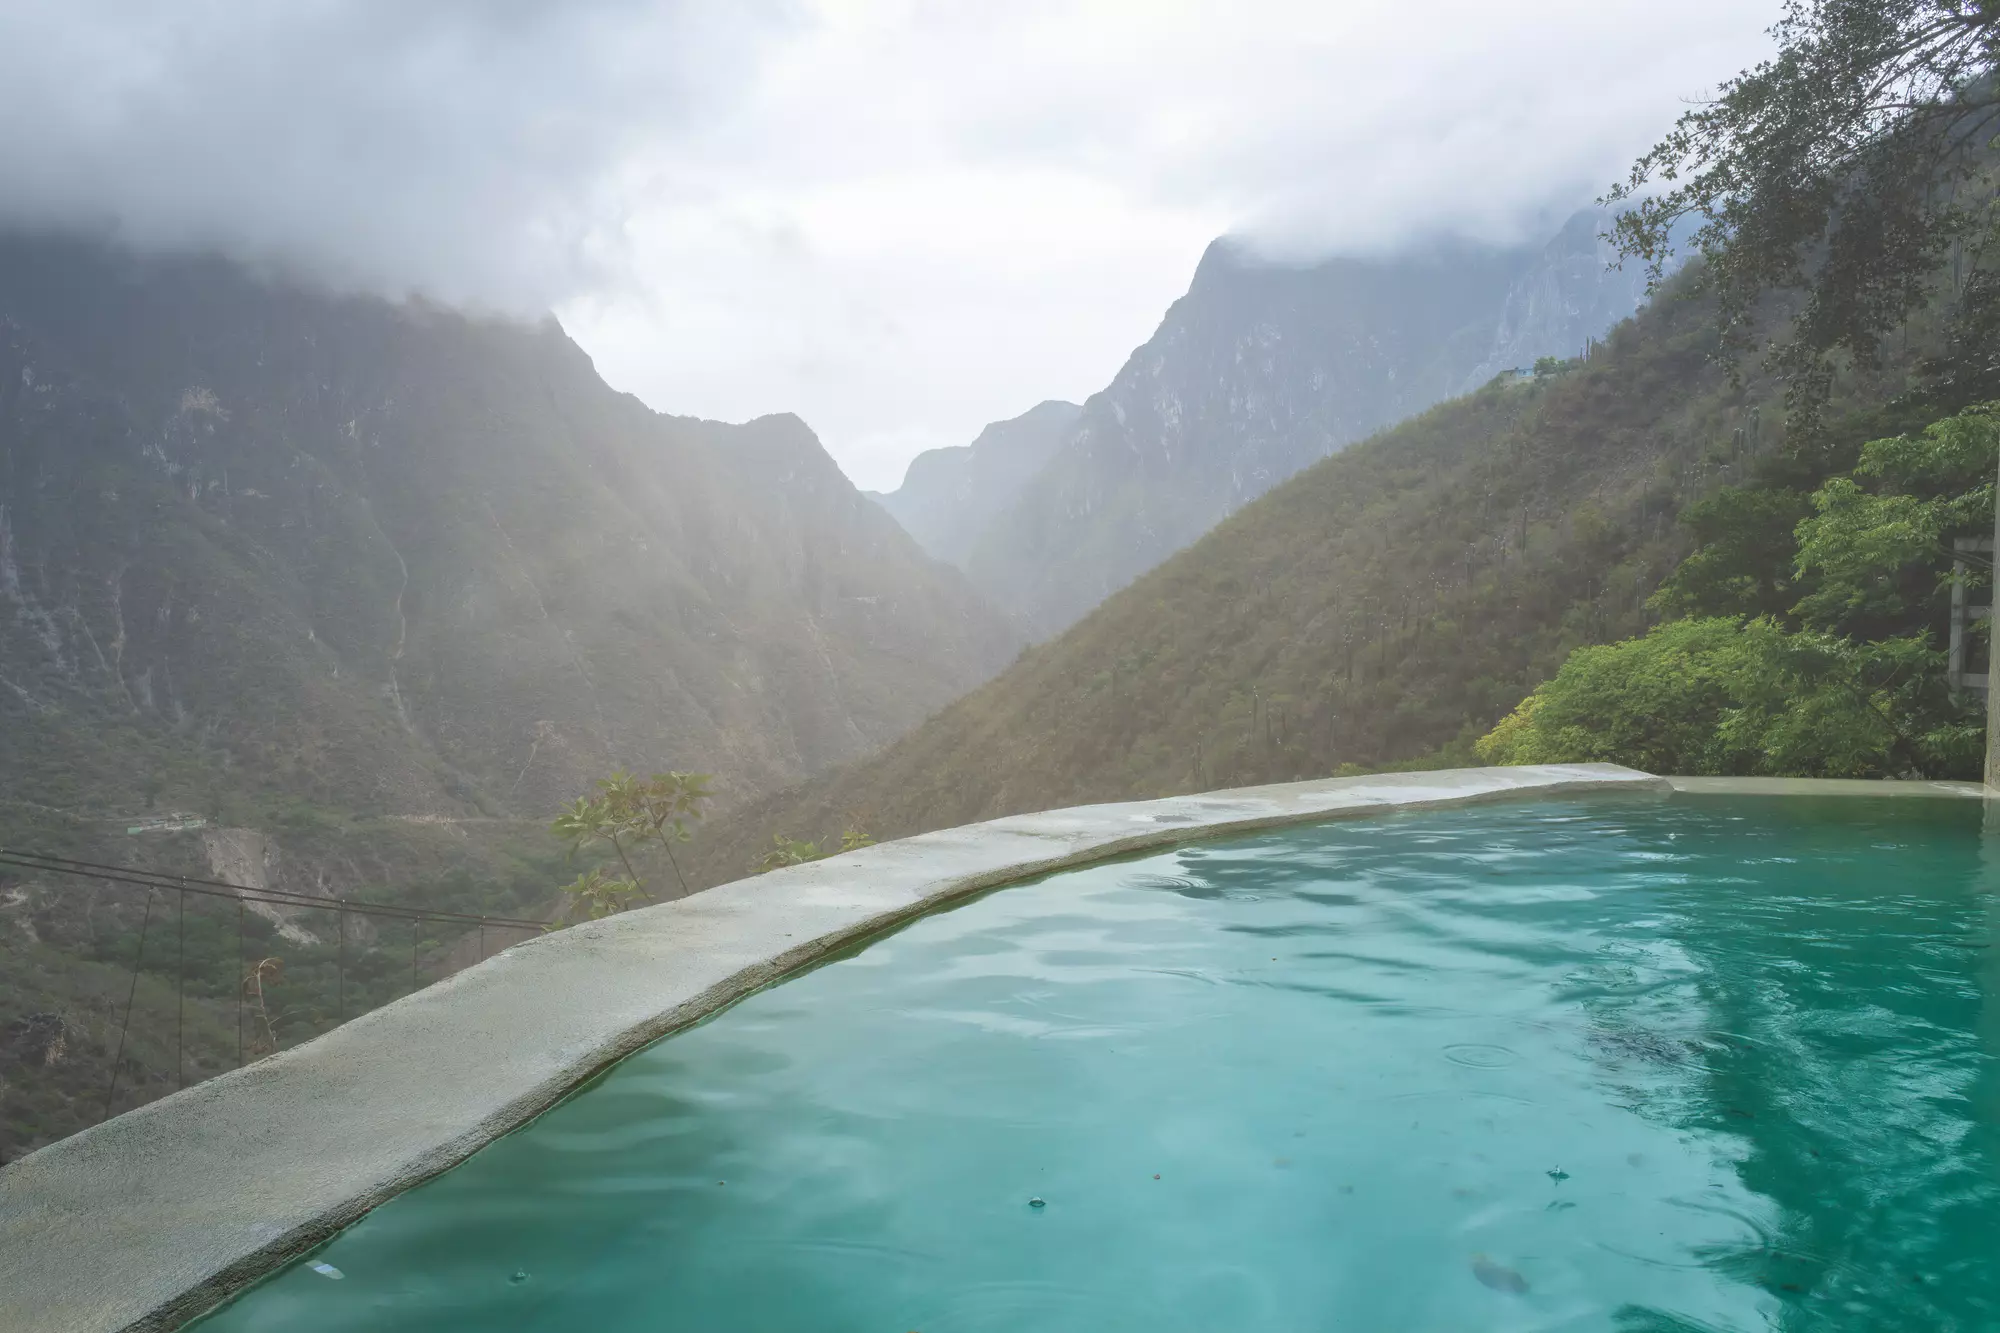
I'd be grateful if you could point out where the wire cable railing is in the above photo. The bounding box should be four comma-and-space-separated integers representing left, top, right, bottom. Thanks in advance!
0, 850, 545, 929
0, 848, 549, 1145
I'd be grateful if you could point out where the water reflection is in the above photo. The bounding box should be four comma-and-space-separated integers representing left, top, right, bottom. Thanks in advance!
1624, 797, 2000, 1330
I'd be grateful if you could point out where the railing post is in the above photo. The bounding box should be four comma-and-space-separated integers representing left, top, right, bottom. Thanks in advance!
237, 898, 245, 1070
175, 886, 185, 1091
337, 904, 347, 1024
103, 889, 157, 1124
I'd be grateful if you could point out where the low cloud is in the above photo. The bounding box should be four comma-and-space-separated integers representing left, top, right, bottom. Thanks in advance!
0, 1, 1774, 487
0, 0, 783, 309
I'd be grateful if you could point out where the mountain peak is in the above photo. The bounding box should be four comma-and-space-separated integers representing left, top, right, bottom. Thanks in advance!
871, 400, 1083, 570
954, 208, 1659, 635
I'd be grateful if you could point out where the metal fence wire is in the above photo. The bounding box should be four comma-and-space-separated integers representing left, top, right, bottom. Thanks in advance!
0, 849, 546, 1132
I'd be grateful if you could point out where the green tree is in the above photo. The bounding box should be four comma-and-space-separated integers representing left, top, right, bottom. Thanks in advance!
1649, 486, 1815, 619
1792, 401, 1998, 629
1607, 0, 2000, 434
551, 770, 714, 923
1480, 403, 1996, 777
1477, 616, 1965, 776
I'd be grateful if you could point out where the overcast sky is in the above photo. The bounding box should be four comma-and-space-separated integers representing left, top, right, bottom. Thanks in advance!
0, 1, 1775, 490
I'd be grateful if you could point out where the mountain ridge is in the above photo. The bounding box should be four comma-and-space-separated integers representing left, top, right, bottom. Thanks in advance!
0, 232, 1021, 825
868, 399, 1080, 569
883, 210, 1660, 635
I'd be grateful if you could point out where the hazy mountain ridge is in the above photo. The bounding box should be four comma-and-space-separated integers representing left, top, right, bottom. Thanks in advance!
0, 234, 1021, 825
1461, 210, 1660, 389
868, 399, 1080, 568
944, 210, 1657, 634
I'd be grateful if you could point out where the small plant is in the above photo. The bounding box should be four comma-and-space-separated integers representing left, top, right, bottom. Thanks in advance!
753, 827, 874, 874
242, 957, 283, 1056
754, 834, 821, 873
554, 866, 645, 922
551, 770, 713, 924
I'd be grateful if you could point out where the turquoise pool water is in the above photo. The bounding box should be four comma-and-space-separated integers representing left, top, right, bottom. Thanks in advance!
198, 795, 2000, 1331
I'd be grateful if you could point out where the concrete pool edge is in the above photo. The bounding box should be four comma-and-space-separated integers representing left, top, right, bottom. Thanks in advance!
0, 762, 1968, 1333
1664, 775, 1988, 799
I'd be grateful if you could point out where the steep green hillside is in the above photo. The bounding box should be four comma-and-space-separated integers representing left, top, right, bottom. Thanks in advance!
684, 276, 1932, 887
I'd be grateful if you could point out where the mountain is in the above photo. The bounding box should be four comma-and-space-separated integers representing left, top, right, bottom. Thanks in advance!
956, 210, 1657, 634
0, 231, 1032, 1158
868, 399, 1080, 568
0, 233, 1022, 826
1459, 209, 1664, 389
677, 268, 1928, 888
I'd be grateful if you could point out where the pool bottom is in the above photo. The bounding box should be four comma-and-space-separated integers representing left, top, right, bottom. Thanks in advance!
197, 795, 2000, 1331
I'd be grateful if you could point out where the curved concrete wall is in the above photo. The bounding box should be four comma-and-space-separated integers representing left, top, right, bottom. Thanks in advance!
3, 764, 1970, 1331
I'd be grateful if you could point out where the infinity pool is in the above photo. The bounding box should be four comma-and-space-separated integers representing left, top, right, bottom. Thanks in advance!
197, 795, 1999, 1331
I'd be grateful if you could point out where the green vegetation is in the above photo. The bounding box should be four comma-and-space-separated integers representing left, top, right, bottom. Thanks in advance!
1608, 0, 2000, 434
550, 771, 713, 920
752, 828, 874, 874
1478, 615, 1965, 776
1481, 1, 2000, 779
1480, 404, 1995, 776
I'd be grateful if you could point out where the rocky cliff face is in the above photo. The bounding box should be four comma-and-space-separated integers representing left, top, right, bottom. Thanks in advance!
0, 234, 1021, 821
868, 399, 1079, 569
1460, 210, 1655, 390
952, 210, 1655, 635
